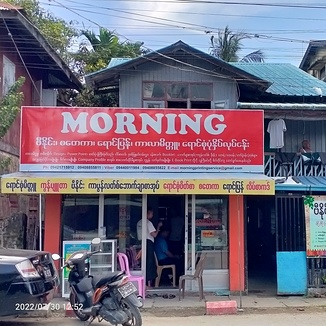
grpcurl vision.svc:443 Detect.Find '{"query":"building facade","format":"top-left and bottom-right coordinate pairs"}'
top-left (0, 2), bottom-right (81, 249)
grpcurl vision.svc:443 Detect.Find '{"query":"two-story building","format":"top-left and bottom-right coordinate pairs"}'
top-left (85, 42), bottom-right (326, 296)
top-left (4, 40), bottom-right (326, 298)
top-left (233, 62), bottom-right (326, 296)
top-left (0, 2), bottom-right (81, 249)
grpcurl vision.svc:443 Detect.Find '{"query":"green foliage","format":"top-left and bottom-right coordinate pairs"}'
top-left (0, 77), bottom-right (25, 139)
top-left (304, 195), bottom-right (315, 209)
top-left (5, 2), bottom-right (146, 107)
top-left (72, 89), bottom-right (119, 107)
top-left (74, 27), bottom-right (147, 74)
top-left (210, 25), bottom-right (264, 63)
top-left (0, 156), bottom-right (11, 171)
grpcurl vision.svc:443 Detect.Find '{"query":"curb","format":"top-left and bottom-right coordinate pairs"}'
top-left (21, 302), bottom-right (326, 319)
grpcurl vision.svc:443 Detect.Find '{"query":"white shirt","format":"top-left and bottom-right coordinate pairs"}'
top-left (267, 119), bottom-right (287, 149)
top-left (137, 219), bottom-right (156, 243)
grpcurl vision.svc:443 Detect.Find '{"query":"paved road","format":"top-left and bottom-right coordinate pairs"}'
top-left (1, 312), bottom-right (326, 326)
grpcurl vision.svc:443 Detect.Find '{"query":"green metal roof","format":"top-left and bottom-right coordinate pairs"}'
top-left (108, 58), bottom-right (132, 68)
top-left (231, 62), bottom-right (326, 97)
top-left (276, 176), bottom-right (326, 191)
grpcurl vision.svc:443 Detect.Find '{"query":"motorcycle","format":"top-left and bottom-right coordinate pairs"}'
top-left (52, 238), bottom-right (143, 326)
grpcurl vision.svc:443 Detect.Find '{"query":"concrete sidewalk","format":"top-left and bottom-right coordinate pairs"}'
top-left (141, 293), bottom-right (326, 310)
top-left (36, 291), bottom-right (326, 318)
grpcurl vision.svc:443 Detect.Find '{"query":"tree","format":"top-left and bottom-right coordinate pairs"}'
top-left (71, 27), bottom-right (148, 106)
top-left (74, 27), bottom-right (147, 75)
top-left (209, 26), bottom-right (264, 63)
top-left (0, 77), bottom-right (25, 171)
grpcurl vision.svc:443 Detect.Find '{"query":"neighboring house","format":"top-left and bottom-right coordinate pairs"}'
top-left (0, 2), bottom-right (81, 249)
top-left (300, 40), bottom-right (326, 81)
top-left (85, 41), bottom-right (326, 296)
top-left (232, 62), bottom-right (326, 296)
top-left (85, 40), bottom-right (269, 110)
top-left (232, 62), bottom-right (326, 175)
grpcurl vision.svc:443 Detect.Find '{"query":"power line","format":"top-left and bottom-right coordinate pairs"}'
top-left (41, 0), bottom-right (326, 23)
top-left (49, 0), bottom-right (272, 85)
top-left (44, 0), bottom-right (315, 46)
top-left (47, 0), bottom-right (326, 10)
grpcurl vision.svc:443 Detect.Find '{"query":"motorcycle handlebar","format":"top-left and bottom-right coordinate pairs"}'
top-left (87, 249), bottom-right (101, 257)
top-left (61, 263), bottom-right (68, 270)
top-left (60, 249), bottom-right (101, 269)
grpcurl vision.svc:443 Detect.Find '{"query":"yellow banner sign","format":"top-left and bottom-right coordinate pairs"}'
top-left (1, 176), bottom-right (274, 195)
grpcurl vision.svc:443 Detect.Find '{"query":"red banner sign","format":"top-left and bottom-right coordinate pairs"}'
top-left (20, 107), bottom-right (264, 173)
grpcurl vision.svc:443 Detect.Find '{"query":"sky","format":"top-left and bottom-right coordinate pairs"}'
top-left (39, 0), bottom-right (326, 67)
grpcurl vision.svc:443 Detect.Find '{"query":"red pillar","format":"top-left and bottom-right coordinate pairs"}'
top-left (229, 195), bottom-right (245, 292)
top-left (44, 194), bottom-right (61, 270)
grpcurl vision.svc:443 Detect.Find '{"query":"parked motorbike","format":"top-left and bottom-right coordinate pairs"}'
top-left (52, 238), bottom-right (142, 326)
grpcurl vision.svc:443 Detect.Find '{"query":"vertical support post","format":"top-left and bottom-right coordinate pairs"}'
top-left (237, 195), bottom-right (243, 309)
top-left (184, 195), bottom-right (189, 272)
top-left (191, 194), bottom-right (196, 290)
top-left (98, 195), bottom-right (104, 238)
top-left (38, 194), bottom-right (42, 251)
top-left (229, 195), bottom-right (245, 293)
top-left (141, 195), bottom-right (147, 284)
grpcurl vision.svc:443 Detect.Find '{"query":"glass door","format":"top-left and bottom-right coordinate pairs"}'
top-left (187, 194), bottom-right (230, 291)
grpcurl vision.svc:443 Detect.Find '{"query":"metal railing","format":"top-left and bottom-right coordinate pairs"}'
top-left (307, 257), bottom-right (326, 288)
top-left (264, 153), bottom-right (326, 177)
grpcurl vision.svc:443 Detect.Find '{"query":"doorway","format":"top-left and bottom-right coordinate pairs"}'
top-left (147, 194), bottom-right (185, 287)
top-left (246, 196), bottom-right (277, 295)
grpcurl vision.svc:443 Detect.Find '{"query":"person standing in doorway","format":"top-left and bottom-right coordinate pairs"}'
top-left (137, 207), bottom-right (162, 288)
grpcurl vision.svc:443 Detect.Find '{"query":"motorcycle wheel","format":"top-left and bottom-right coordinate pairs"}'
top-left (121, 299), bottom-right (142, 326)
top-left (69, 292), bottom-right (90, 322)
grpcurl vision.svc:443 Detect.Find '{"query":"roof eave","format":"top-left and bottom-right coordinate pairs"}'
top-left (85, 41), bottom-right (270, 91)
top-left (3, 10), bottom-right (82, 90)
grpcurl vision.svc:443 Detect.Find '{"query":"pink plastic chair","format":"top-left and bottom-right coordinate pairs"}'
top-left (117, 252), bottom-right (145, 299)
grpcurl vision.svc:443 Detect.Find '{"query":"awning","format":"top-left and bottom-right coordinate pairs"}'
top-left (276, 176), bottom-right (326, 192)
top-left (0, 172), bottom-right (274, 195)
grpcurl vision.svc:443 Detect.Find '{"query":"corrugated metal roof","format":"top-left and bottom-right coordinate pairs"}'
top-left (86, 41), bottom-right (269, 92)
top-left (276, 176), bottom-right (326, 191)
top-left (108, 58), bottom-right (132, 68)
top-left (231, 62), bottom-right (326, 97)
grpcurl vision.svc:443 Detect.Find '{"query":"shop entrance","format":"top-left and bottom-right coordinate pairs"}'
top-left (246, 196), bottom-right (277, 295)
top-left (148, 194), bottom-right (185, 287)
top-left (146, 194), bottom-right (230, 290)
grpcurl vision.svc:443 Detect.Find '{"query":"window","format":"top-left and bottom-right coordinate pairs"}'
top-left (190, 84), bottom-right (212, 100)
top-left (62, 195), bottom-right (99, 241)
top-left (167, 83), bottom-right (188, 99)
top-left (3, 55), bottom-right (15, 96)
top-left (104, 195), bottom-right (142, 271)
top-left (143, 82), bottom-right (165, 99)
top-left (191, 195), bottom-right (229, 270)
top-left (142, 82), bottom-right (213, 108)
top-left (143, 100), bottom-right (165, 108)
top-left (214, 100), bottom-right (229, 109)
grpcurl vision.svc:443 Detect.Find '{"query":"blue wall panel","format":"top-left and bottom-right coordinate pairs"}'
top-left (276, 251), bottom-right (307, 295)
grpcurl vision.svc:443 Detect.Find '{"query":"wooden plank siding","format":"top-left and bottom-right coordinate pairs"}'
top-left (119, 59), bottom-right (239, 108)
top-left (265, 119), bottom-right (326, 153)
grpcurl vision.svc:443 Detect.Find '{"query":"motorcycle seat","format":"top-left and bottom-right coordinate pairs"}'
top-left (93, 271), bottom-right (126, 288)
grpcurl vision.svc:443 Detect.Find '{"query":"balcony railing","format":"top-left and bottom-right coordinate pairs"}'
top-left (264, 152), bottom-right (326, 177)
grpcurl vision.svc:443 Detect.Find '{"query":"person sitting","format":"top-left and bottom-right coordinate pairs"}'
top-left (298, 140), bottom-right (321, 164)
top-left (154, 227), bottom-right (183, 285)
top-left (299, 140), bottom-right (313, 154)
